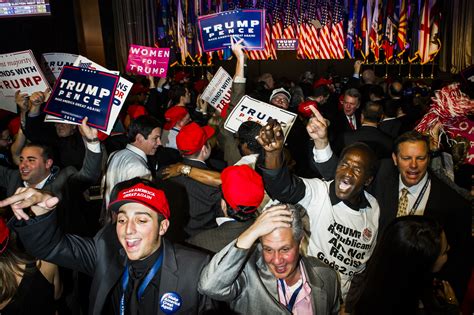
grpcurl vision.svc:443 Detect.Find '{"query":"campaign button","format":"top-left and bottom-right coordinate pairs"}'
top-left (160, 292), bottom-right (182, 314)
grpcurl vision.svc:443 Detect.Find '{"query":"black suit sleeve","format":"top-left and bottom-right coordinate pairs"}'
top-left (259, 164), bottom-right (306, 204)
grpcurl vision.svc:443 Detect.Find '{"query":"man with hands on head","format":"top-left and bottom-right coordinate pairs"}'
top-left (257, 106), bottom-right (380, 302)
top-left (3, 177), bottom-right (213, 315)
top-left (199, 203), bottom-right (341, 314)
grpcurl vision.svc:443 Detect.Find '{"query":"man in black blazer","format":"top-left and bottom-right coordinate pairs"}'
top-left (5, 177), bottom-right (213, 315)
top-left (311, 118), bottom-right (472, 303)
top-left (187, 165), bottom-right (265, 253)
top-left (330, 88), bottom-right (362, 142)
top-left (173, 122), bottom-right (223, 237)
top-left (0, 119), bottom-right (102, 234)
top-left (337, 101), bottom-right (393, 159)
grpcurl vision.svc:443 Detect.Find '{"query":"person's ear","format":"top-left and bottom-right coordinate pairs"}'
top-left (159, 219), bottom-right (170, 236)
top-left (45, 159), bottom-right (53, 169)
top-left (135, 133), bottom-right (145, 143)
top-left (392, 152), bottom-right (398, 166)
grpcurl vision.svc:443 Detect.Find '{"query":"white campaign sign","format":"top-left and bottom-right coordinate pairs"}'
top-left (201, 67), bottom-right (232, 113)
top-left (44, 56), bottom-right (130, 135)
top-left (42, 52), bottom-right (79, 81)
top-left (224, 95), bottom-right (297, 138)
top-left (0, 50), bottom-right (50, 112)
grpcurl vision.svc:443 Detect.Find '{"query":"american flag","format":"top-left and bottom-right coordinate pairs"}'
top-left (330, 0), bottom-right (345, 59)
top-left (282, 0), bottom-right (297, 39)
top-left (319, 0), bottom-right (332, 59)
top-left (296, 0), bottom-right (307, 59)
top-left (305, 0), bottom-right (320, 59)
top-left (270, 0), bottom-right (284, 58)
top-left (397, 0), bottom-right (408, 58)
top-left (247, 1), bottom-right (271, 60)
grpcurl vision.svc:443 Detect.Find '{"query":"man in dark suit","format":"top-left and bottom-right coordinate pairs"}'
top-left (311, 117), bottom-right (472, 303)
top-left (186, 165), bottom-right (265, 253)
top-left (379, 98), bottom-right (403, 139)
top-left (0, 119), bottom-right (102, 234)
top-left (174, 122), bottom-right (223, 237)
top-left (337, 101), bottom-right (393, 159)
top-left (330, 88), bottom-right (362, 142)
top-left (4, 177), bottom-right (213, 315)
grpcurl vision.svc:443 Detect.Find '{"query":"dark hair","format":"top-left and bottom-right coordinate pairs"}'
top-left (312, 85), bottom-right (330, 98)
top-left (383, 98), bottom-right (401, 118)
top-left (226, 206), bottom-right (257, 222)
top-left (354, 216), bottom-right (443, 315)
top-left (393, 131), bottom-right (430, 154)
top-left (362, 101), bottom-right (384, 123)
top-left (23, 143), bottom-right (54, 161)
top-left (368, 84), bottom-right (385, 100)
top-left (236, 121), bottom-right (263, 154)
top-left (389, 81), bottom-right (403, 97)
top-left (340, 142), bottom-right (377, 177)
top-left (127, 115), bottom-right (161, 143)
top-left (168, 84), bottom-right (188, 105)
top-left (0, 230), bottom-right (36, 304)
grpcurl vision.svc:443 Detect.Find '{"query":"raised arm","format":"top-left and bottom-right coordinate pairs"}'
top-left (257, 119), bottom-right (305, 203)
top-left (162, 162), bottom-right (222, 187)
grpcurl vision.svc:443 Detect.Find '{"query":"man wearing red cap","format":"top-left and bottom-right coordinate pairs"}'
top-left (161, 106), bottom-right (191, 150)
top-left (3, 177), bottom-right (213, 314)
top-left (199, 203), bottom-right (341, 314)
top-left (172, 122), bottom-right (222, 237)
top-left (186, 165), bottom-right (264, 253)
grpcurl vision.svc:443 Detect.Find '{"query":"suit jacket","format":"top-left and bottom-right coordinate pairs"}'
top-left (330, 111), bottom-right (361, 144)
top-left (12, 211), bottom-right (212, 315)
top-left (0, 146), bottom-right (102, 234)
top-left (314, 156), bottom-right (472, 302)
top-left (170, 159), bottom-right (223, 237)
top-left (379, 118), bottom-right (402, 139)
top-left (186, 219), bottom-right (254, 253)
top-left (199, 240), bottom-right (341, 315)
top-left (341, 125), bottom-right (393, 159)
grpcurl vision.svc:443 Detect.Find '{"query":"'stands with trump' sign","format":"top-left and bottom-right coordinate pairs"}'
top-left (126, 45), bottom-right (170, 77)
top-left (201, 67), bottom-right (232, 115)
top-left (198, 9), bottom-right (265, 52)
top-left (44, 66), bottom-right (119, 131)
top-left (224, 95), bottom-right (297, 138)
top-left (0, 50), bottom-right (50, 112)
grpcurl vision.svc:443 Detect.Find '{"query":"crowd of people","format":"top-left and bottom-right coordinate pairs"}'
top-left (0, 38), bottom-right (472, 315)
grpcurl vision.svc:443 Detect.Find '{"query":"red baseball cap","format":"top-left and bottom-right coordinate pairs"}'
top-left (0, 218), bottom-right (10, 254)
top-left (108, 182), bottom-right (170, 219)
top-left (131, 83), bottom-right (149, 95)
top-left (298, 100), bottom-right (318, 118)
top-left (174, 71), bottom-right (190, 83)
top-left (176, 122), bottom-right (215, 156)
top-left (164, 106), bottom-right (188, 130)
top-left (313, 77), bottom-right (333, 89)
top-left (221, 165), bottom-right (264, 211)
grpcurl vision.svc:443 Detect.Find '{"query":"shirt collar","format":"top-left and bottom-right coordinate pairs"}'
top-left (329, 181), bottom-right (370, 211)
top-left (216, 217), bottom-right (235, 226)
top-left (24, 173), bottom-right (51, 189)
top-left (126, 143), bottom-right (148, 161)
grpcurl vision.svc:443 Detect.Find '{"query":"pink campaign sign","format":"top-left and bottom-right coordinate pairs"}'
top-left (126, 45), bottom-right (170, 77)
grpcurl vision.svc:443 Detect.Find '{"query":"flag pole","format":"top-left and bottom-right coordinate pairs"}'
top-left (430, 62), bottom-right (435, 79)
top-left (420, 63), bottom-right (424, 79)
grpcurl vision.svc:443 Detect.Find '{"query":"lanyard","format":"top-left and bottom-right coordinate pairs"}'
top-left (408, 176), bottom-right (430, 215)
top-left (120, 251), bottom-right (164, 315)
top-left (279, 279), bottom-right (304, 313)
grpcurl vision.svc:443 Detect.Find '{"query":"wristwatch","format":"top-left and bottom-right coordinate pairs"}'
top-left (180, 165), bottom-right (192, 177)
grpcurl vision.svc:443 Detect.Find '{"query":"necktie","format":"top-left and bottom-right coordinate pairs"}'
top-left (348, 116), bottom-right (355, 130)
top-left (397, 188), bottom-right (409, 217)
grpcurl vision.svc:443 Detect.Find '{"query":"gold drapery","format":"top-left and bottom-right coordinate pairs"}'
top-left (439, 0), bottom-right (474, 73)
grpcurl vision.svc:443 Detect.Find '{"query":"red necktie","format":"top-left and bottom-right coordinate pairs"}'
top-left (348, 116), bottom-right (355, 130)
